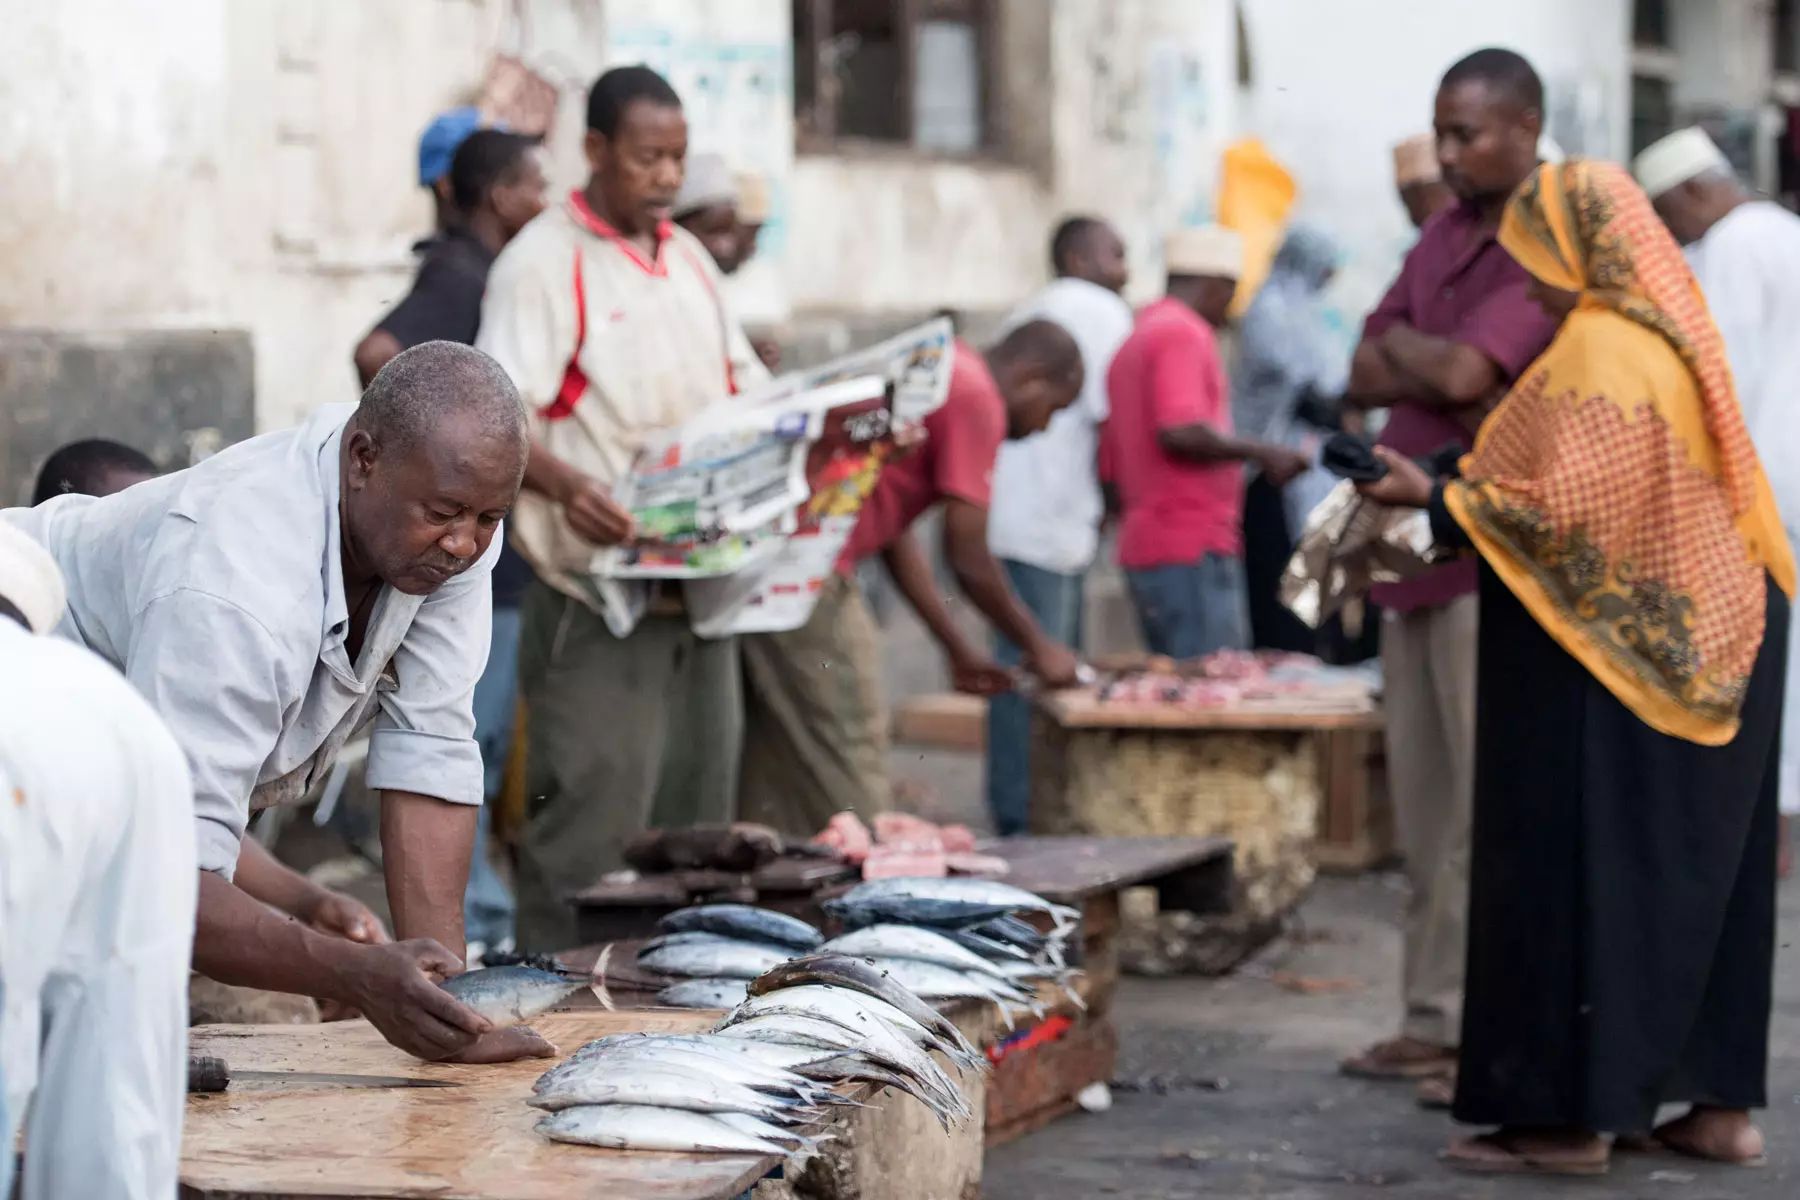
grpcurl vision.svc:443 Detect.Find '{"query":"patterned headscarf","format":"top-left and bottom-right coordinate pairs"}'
top-left (1444, 159), bottom-right (1794, 745)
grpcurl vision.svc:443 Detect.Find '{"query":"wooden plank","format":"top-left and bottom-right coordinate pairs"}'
top-left (981, 835), bottom-right (1235, 904)
top-left (181, 1086), bottom-right (775, 1200)
top-left (181, 1012), bottom-right (779, 1200)
top-left (1039, 689), bottom-right (1381, 732)
top-left (890, 693), bottom-right (986, 750)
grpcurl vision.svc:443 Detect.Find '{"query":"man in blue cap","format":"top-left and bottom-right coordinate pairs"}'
top-left (418, 106), bottom-right (487, 236)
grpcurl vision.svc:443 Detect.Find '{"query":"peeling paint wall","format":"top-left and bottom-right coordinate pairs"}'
top-left (1, 0), bottom-right (1239, 468)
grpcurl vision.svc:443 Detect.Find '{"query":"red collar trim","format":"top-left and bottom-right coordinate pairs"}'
top-left (566, 189), bottom-right (671, 277)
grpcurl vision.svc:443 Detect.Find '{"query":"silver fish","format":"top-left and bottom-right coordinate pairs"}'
top-left (942, 927), bottom-right (1035, 962)
top-left (822, 925), bottom-right (1018, 982)
top-left (535, 1105), bottom-right (790, 1154)
top-left (748, 954), bottom-right (977, 1061)
top-left (536, 1039), bottom-right (832, 1099)
top-left (658, 978), bottom-right (752, 1009)
top-left (713, 1110), bottom-right (830, 1151)
top-left (441, 948), bottom-right (611, 1026)
top-left (841, 878), bottom-right (1080, 931)
top-left (529, 1066), bottom-right (817, 1120)
top-left (638, 938), bottom-right (791, 980)
top-left (723, 985), bottom-right (980, 1073)
top-left (640, 931), bottom-right (792, 957)
top-left (659, 904), bottom-right (824, 950)
top-left (719, 1012), bottom-right (967, 1123)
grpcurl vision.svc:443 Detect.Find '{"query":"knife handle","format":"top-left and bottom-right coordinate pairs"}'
top-left (188, 1055), bottom-right (230, 1093)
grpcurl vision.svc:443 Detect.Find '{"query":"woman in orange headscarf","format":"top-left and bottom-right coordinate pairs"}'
top-left (1364, 159), bottom-right (1793, 1176)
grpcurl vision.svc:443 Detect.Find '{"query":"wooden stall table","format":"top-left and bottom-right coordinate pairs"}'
top-left (180, 1011), bottom-right (785, 1200)
top-left (1031, 689), bottom-right (1383, 973)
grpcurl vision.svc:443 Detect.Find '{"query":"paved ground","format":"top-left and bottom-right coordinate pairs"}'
top-left (982, 869), bottom-right (1800, 1199)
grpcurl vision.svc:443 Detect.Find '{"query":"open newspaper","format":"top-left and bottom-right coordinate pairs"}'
top-left (588, 318), bottom-right (955, 638)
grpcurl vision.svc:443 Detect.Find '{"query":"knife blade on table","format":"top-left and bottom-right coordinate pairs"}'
top-left (187, 1056), bottom-right (457, 1092)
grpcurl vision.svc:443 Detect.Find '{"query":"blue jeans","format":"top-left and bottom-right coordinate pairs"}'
top-left (986, 560), bottom-right (1085, 837)
top-left (466, 605), bottom-right (522, 947)
top-left (1126, 554), bottom-right (1249, 659)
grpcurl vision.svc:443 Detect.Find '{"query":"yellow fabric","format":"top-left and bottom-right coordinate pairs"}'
top-left (1444, 159), bottom-right (1794, 746)
top-left (1216, 138), bottom-right (1297, 317)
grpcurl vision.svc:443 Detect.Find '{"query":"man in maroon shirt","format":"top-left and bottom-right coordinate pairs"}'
top-left (738, 321), bottom-right (1085, 836)
top-left (1340, 48), bottom-right (1561, 1101)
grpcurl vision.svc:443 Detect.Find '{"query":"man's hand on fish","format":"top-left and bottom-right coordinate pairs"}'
top-left (341, 938), bottom-right (493, 1061)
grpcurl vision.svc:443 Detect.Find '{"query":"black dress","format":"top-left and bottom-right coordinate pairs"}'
top-left (1439, 493), bottom-right (1786, 1134)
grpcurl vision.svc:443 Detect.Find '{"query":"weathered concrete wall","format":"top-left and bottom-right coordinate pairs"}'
top-left (0, 330), bottom-right (254, 506)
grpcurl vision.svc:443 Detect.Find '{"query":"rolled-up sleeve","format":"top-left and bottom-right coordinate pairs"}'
top-left (124, 592), bottom-right (289, 879)
top-left (365, 541), bottom-right (493, 806)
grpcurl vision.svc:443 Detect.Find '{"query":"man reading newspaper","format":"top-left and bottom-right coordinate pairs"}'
top-left (475, 67), bottom-right (767, 952)
top-left (738, 321), bottom-right (1087, 835)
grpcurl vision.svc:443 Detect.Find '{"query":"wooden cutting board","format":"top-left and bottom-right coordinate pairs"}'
top-left (181, 1011), bottom-right (781, 1200)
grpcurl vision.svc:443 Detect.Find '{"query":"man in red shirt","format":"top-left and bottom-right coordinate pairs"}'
top-left (1340, 48), bottom-right (1560, 1101)
top-left (739, 321), bottom-right (1086, 834)
top-left (1104, 226), bottom-right (1308, 660)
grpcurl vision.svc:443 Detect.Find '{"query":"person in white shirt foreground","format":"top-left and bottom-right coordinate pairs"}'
top-left (0, 524), bottom-right (195, 1199)
top-left (1635, 126), bottom-right (1800, 876)
top-left (984, 215), bottom-right (1135, 835)
top-left (3, 340), bottom-right (546, 1063)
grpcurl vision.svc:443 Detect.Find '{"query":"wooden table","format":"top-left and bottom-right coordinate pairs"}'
top-left (180, 1012), bottom-right (783, 1200)
top-left (1031, 691), bottom-right (1385, 972)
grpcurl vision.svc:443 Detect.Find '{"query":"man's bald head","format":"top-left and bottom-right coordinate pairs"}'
top-left (343, 341), bottom-right (529, 596)
top-left (986, 318), bottom-right (1085, 440)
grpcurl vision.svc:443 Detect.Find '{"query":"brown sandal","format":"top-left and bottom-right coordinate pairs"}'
top-left (1616, 1121), bottom-right (1767, 1168)
top-left (1442, 1132), bottom-right (1609, 1177)
top-left (1340, 1036), bottom-right (1457, 1081)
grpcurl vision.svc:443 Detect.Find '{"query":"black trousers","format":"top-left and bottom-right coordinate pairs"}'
top-left (1454, 564), bottom-right (1786, 1133)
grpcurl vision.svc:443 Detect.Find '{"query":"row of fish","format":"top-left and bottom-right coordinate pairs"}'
top-left (533, 953), bottom-right (981, 1155)
top-left (642, 880), bottom-right (1081, 1024)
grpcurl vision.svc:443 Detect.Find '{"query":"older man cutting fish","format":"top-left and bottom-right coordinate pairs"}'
top-left (2, 341), bottom-right (549, 1063)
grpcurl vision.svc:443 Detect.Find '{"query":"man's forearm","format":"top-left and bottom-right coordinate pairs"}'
top-left (881, 531), bottom-right (986, 666)
top-left (941, 520), bottom-right (1051, 657)
top-left (1157, 424), bottom-right (1274, 468)
top-left (192, 870), bottom-right (362, 999)
top-left (1379, 326), bottom-right (1493, 411)
top-left (1346, 340), bottom-right (1413, 407)
top-left (523, 440), bottom-right (574, 501)
top-left (380, 791), bottom-right (477, 953)
top-left (232, 837), bottom-right (331, 921)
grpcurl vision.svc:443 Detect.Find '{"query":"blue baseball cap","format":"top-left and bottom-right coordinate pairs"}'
top-left (418, 107), bottom-right (484, 187)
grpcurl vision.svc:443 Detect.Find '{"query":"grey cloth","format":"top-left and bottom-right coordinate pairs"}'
top-left (512, 582), bottom-right (743, 953)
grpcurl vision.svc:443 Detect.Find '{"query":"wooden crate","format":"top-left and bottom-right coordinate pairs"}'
top-left (1029, 694), bottom-right (1378, 974)
top-left (1312, 726), bottom-right (1394, 872)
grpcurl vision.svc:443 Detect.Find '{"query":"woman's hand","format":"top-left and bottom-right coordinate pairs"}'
top-left (1356, 447), bottom-right (1435, 509)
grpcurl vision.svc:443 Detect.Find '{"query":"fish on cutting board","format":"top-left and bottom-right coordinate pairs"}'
top-left (441, 948), bottom-right (613, 1025)
top-left (535, 1104), bottom-right (801, 1154)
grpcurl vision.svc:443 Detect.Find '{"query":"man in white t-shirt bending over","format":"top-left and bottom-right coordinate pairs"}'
top-left (0, 524), bottom-right (196, 1200)
top-left (984, 216), bottom-right (1136, 835)
top-left (1637, 126), bottom-right (1800, 874)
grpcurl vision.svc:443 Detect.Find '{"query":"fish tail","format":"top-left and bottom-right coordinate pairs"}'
top-left (590, 944), bottom-right (616, 1011)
